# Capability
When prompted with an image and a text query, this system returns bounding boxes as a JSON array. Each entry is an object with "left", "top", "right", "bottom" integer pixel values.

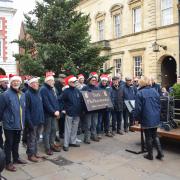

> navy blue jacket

[
  {"left": 123, "top": 84, "right": 137, "bottom": 100},
  {"left": 110, "top": 85, "right": 124, "bottom": 112},
  {"left": 59, "top": 86, "right": 82, "bottom": 117},
  {"left": 40, "top": 83, "right": 59, "bottom": 118},
  {"left": 0, "top": 87, "right": 25, "bottom": 130},
  {"left": 134, "top": 86, "right": 160, "bottom": 128},
  {"left": 152, "top": 83, "right": 161, "bottom": 96},
  {"left": 25, "top": 87, "right": 44, "bottom": 127}
]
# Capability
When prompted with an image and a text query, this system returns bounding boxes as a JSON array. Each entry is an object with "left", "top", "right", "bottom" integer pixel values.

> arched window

[{"left": 110, "top": 4, "right": 123, "bottom": 38}]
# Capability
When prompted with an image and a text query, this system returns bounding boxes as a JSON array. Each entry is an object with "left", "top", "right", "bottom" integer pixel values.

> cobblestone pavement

[{"left": 2, "top": 131, "right": 180, "bottom": 180}]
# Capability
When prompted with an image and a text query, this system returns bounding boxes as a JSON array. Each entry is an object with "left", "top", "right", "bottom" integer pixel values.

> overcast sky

[{"left": 13, "top": 0, "right": 37, "bottom": 38}]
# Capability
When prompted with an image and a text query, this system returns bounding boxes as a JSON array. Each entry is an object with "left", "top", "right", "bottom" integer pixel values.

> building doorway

[
  {"left": 161, "top": 56, "right": 177, "bottom": 89},
  {"left": 0, "top": 68, "right": 6, "bottom": 75}
]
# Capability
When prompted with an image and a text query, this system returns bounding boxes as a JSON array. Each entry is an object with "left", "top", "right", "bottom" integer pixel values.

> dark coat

[
  {"left": 0, "top": 87, "right": 26, "bottom": 130},
  {"left": 59, "top": 86, "right": 82, "bottom": 117},
  {"left": 110, "top": 85, "right": 124, "bottom": 112},
  {"left": 40, "top": 83, "right": 59, "bottom": 118},
  {"left": 123, "top": 84, "right": 137, "bottom": 100},
  {"left": 25, "top": 87, "right": 44, "bottom": 127},
  {"left": 134, "top": 86, "right": 160, "bottom": 128},
  {"left": 152, "top": 83, "right": 161, "bottom": 96}
]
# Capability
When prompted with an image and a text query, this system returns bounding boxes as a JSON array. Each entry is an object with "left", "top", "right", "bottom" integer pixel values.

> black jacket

[
  {"left": 59, "top": 86, "right": 82, "bottom": 117},
  {"left": 25, "top": 87, "right": 44, "bottom": 127},
  {"left": 110, "top": 85, "right": 124, "bottom": 112},
  {"left": 40, "top": 83, "right": 59, "bottom": 118}
]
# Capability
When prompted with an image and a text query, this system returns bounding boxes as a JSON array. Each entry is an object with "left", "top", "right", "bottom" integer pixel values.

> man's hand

[{"left": 54, "top": 111, "right": 60, "bottom": 117}]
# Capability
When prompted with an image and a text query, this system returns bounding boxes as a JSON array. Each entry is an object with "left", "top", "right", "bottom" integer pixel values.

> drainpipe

[{"left": 178, "top": 0, "right": 180, "bottom": 77}]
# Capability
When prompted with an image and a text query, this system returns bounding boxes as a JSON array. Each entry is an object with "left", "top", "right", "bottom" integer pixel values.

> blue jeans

[
  {"left": 84, "top": 112, "right": 98, "bottom": 141},
  {"left": 112, "top": 111, "right": 122, "bottom": 131},
  {"left": 26, "top": 125, "right": 42, "bottom": 156},
  {"left": 97, "top": 111, "right": 111, "bottom": 134},
  {"left": 43, "top": 117, "right": 57, "bottom": 150},
  {"left": 0, "top": 125, "right": 3, "bottom": 149}
]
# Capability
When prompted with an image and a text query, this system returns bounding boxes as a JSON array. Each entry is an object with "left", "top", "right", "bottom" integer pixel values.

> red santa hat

[
  {"left": 100, "top": 74, "right": 108, "bottom": 81},
  {"left": 45, "top": 72, "right": 55, "bottom": 82},
  {"left": 88, "top": 72, "right": 98, "bottom": 81},
  {"left": 0, "top": 75, "right": 9, "bottom": 82},
  {"left": 9, "top": 74, "right": 22, "bottom": 84},
  {"left": 67, "top": 75, "right": 77, "bottom": 83},
  {"left": 78, "top": 74, "right": 84, "bottom": 80}
]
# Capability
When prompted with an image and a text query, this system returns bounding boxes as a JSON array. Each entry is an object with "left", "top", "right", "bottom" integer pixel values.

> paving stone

[
  {"left": 146, "top": 173, "right": 180, "bottom": 180},
  {"left": 64, "top": 163, "right": 97, "bottom": 179},
  {"left": 21, "top": 161, "right": 60, "bottom": 178}
]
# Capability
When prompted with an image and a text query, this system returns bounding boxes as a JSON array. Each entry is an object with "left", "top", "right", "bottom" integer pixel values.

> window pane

[
  {"left": 134, "top": 56, "right": 142, "bottom": 77},
  {"left": 114, "top": 14, "right": 121, "bottom": 38},
  {"left": 133, "top": 7, "right": 141, "bottom": 32},
  {"left": 114, "top": 59, "right": 121, "bottom": 75},
  {"left": 98, "top": 20, "right": 104, "bottom": 41}
]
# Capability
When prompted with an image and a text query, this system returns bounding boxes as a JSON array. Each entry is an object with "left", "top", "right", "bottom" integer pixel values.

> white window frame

[
  {"left": 134, "top": 56, "right": 143, "bottom": 77},
  {"left": 114, "top": 14, "right": 121, "bottom": 38},
  {"left": 0, "top": 39, "right": 3, "bottom": 58},
  {"left": 161, "top": 0, "right": 173, "bottom": 26},
  {"left": 97, "top": 20, "right": 104, "bottom": 41},
  {"left": 133, "top": 7, "right": 141, "bottom": 33},
  {"left": 114, "top": 59, "right": 121, "bottom": 76},
  {"left": 0, "top": 19, "right": 2, "bottom": 30}
]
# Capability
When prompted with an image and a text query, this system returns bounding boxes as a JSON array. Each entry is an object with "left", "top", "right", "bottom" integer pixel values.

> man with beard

[{"left": 0, "top": 75, "right": 27, "bottom": 172}]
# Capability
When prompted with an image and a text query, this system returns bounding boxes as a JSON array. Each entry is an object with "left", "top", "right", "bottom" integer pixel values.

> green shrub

[{"left": 172, "top": 83, "right": 180, "bottom": 98}]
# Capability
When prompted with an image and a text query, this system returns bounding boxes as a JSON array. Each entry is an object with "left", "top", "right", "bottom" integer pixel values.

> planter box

[{"left": 174, "top": 98, "right": 180, "bottom": 123}]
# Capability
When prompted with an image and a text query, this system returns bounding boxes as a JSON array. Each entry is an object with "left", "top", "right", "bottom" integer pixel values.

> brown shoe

[
  {"left": 53, "top": 143, "right": 61, "bottom": 148},
  {"left": 105, "top": 132, "right": 113, "bottom": 137},
  {"left": 13, "top": 158, "right": 27, "bottom": 164},
  {"left": 51, "top": 145, "right": 61, "bottom": 152},
  {"left": 28, "top": 155, "right": 39, "bottom": 163},
  {"left": 46, "top": 149, "right": 53, "bottom": 155},
  {"left": 6, "top": 163, "right": 17, "bottom": 172},
  {"left": 35, "top": 154, "right": 46, "bottom": 159}
]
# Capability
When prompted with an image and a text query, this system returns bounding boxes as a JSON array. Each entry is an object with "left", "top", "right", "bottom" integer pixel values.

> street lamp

[{"left": 152, "top": 41, "right": 167, "bottom": 52}]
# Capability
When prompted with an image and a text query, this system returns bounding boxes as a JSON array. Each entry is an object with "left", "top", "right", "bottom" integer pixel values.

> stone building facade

[
  {"left": 0, "top": 0, "right": 17, "bottom": 75},
  {"left": 77, "top": 0, "right": 179, "bottom": 88}
]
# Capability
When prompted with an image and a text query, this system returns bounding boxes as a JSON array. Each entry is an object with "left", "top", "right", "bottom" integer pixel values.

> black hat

[
  {"left": 58, "top": 74, "right": 66, "bottom": 78},
  {"left": 112, "top": 76, "right": 119, "bottom": 81}
]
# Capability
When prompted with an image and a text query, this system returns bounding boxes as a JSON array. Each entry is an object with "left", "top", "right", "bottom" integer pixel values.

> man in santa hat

[
  {"left": 76, "top": 74, "right": 86, "bottom": 90},
  {"left": 0, "top": 75, "right": 9, "bottom": 149},
  {"left": 40, "top": 73, "right": 60, "bottom": 155},
  {"left": 25, "top": 77, "right": 44, "bottom": 162},
  {"left": 98, "top": 74, "right": 113, "bottom": 138},
  {"left": 0, "top": 75, "right": 27, "bottom": 172},
  {"left": 82, "top": 72, "right": 100, "bottom": 144},
  {"left": 59, "top": 75, "right": 82, "bottom": 151}
]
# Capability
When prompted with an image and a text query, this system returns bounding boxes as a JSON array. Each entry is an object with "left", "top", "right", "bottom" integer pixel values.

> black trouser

[
  {"left": 22, "top": 122, "right": 28, "bottom": 144},
  {"left": 123, "top": 108, "right": 134, "bottom": 130},
  {"left": 144, "top": 128, "right": 163, "bottom": 156},
  {"left": 58, "top": 114, "right": 65, "bottom": 137},
  {"left": 112, "top": 111, "right": 122, "bottom": 131},
  {"left": 4, "top": 130, "right": 21, "bottom": 165},
  {"left": 0, "top": 126, "right": 3, "bottom": 149}
]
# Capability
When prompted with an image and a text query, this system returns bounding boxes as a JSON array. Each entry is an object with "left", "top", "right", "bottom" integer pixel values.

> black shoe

[
  {"left": 63, "top": 146, "right": 69, "bottom": 151},
  {"left": 156, "top": 153, "right": 164, "bottom": 160},
  {"left": 91, "top": 137, "right": 99, "bottom": 142},
  {"left": 69, "top": 143, "right": 80, "bottom": 147},
  {"left": 84, "top": 140, "right": 91, "bottom": 144},
  {"left": 55, "top": 136, "right": 60, "bottom": 142},
  {"left": 144, "top": 154, "right": 153, "bottom": 160},
  {"left": 13, "top": 158, "right": 27, "bottom": 164}
]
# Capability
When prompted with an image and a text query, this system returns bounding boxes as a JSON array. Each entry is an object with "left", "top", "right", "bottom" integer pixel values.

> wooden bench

[{"left": 131, "top": 125, "right": 180, "bottom": 141}]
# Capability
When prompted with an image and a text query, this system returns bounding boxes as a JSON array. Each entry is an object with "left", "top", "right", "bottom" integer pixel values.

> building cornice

[{"left": 0, "top": 7, "right": 16, "bottom": 15}]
